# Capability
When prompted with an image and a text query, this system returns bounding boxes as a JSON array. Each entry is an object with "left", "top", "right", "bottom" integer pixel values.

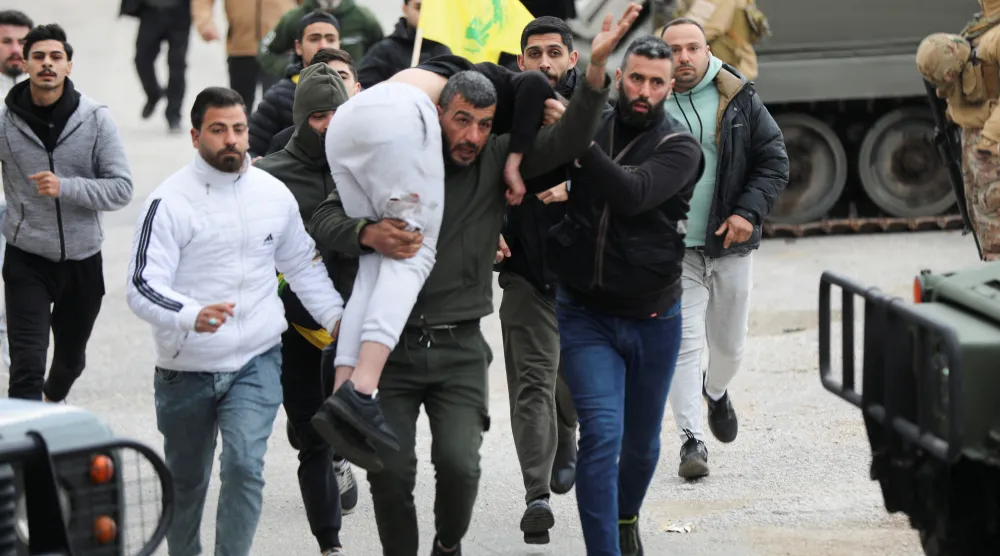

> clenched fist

[{"left": 29, "top": 171, "right": 59, "bottom": 197}]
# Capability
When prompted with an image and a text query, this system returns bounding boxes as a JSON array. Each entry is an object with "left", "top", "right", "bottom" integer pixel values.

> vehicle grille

[{"left": 0, "top": 464, "right": 17, "bottom": 556}]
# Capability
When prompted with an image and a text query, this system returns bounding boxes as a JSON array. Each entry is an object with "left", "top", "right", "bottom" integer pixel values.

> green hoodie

[
  {"left": 665, "top": 55, "right": 723, "bottom": 248},
  {"left": 257, "top": 0, "right": 385, "bottom": 79},
  {"left": 255, "top": 62, "right": 349, "bottom": 228}
]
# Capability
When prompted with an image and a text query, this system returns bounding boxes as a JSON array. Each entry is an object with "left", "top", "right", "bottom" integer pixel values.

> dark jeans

[
  {"left": 499, "top": 270, "right": 577, "bottom": 502},
  {"left": 368, "top": 322, "right": 492, "bottom": 556},
  {"left": 3, "top": 244, "right": 104, "bottom": 401},
  {"left": 280, "top": 329, "right": 341, "bottom": 551},
  {"left": 134, "top": 5, "right": 190, "bottom": 122},
  {"left": 228, "top": 55, "right": 279, "bottom": 110},
  {"left": 556, "top": 289, "right": 682, "bottom": 556},
  {"left": 154, "top": 344, "right": 283, "bottom": 556}
]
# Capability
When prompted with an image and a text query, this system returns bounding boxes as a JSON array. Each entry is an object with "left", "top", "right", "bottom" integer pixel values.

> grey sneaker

[
  {"left": 335, "top": 459, "right": 358, "bottom": 515},
  {"left": 520, "top": 497, "right": 555, "bottom": 544},
  {"left": 321, "top": 547, "right": 346, "bottom": 556},
  {"left": 678, "top": 429, "right": 709, "bottom": 479}
]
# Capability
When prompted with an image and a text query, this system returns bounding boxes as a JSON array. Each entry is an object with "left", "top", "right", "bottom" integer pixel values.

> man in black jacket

[
  {"left": 546, "top": 35, "right": 703, "bottom": 556},
  {"left": 124, "top": 0, "right": 191, "bottom": 132},
  {"left": 248, "top": 10, "right": 340, "bottom": 157},
  {"left": 659, "top": 18, "right": 788, "bottom": 481},
  {"left": 356, "top": 0, "right": 450, "bottom": 89},
  {"left": 493, "top": 15, "right": 584, "bottom": 545}
]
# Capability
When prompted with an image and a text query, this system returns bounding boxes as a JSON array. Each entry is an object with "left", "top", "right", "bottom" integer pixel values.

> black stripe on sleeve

[{"left": 131, "top": 198, "right": 184, "bottom": 312}]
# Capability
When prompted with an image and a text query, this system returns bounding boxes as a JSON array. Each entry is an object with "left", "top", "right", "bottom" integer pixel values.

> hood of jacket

[
  {"left": 307, "top": 0, "right": 356, "bottom": 16},
  {"left": 287, "top": 62, "right": 349, "bottom": 162},
  {"left": 389, "top": 17, "right": 417, "bottom": 44},
  {"left": 6, "top": 78, "right": 87, "bottom": 148}
]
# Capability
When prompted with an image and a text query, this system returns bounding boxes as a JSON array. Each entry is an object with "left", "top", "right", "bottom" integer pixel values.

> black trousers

[
  {"left": 280, "top": 328, "right": 341, "bottom": 551},
  {"left": 3, "top": 245, "right": 104, "bottom": 402},
  {"left": 134, "top": 6, "right": 191, "bottom": 122},
  {"left": 227, "top": 56, "right": 280, "bottom": 110}
]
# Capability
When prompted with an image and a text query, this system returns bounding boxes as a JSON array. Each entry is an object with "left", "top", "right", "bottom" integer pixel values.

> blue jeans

[
  {"left": 556, "top": 289, "right": 682, "bottom": 555},
  {"left": 153, "top": 344, "right": 283, "bottom": 556}
]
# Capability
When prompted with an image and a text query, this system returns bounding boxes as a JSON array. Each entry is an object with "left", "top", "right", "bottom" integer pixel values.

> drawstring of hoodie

[{"left": 672, "top": 93, "right": 705, "bottom": 144}]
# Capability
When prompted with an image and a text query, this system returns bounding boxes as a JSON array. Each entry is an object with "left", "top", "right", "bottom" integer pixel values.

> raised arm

[{"left": 509, "top": 3, "right": 644, "bottom": 180}]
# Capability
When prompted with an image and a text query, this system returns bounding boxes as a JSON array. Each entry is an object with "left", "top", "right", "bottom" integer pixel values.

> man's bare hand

[
  {"left": 29, "top": 171, "right": 59, "bottom": 197},
  {"left": 195, "top": 302, "right": 236, "bottom": 333},
  {"left": 590, "top": 3, "right": 642, "bottom": 65},
  {"left": 495, "top": 235, "right": 511, "bottom": 263},
  {"left": 200, "top": 25, "right": 220, "bottom": 42},
  {"left": 715, "top": 214, "right": 754, "bottom": 249},
  {"left": 537, "top": 182, "right": 568, "bottom": 204},
  {"left": 361, "top": 219, "right": 423, "bottom": 259},
  {"left": 542, "top": 99, "right": 567, "bottom": 126}
]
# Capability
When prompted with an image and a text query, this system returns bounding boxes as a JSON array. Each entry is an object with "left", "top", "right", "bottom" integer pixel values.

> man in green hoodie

[
  {"left": 660, "top": 18, "right": 788, "bottom": 481},
  {"left": 258, "top": 0, "right": 383, "bottom": 81},
  {"left": 253, "top": 62, "right": 355, "bottom": 556}
]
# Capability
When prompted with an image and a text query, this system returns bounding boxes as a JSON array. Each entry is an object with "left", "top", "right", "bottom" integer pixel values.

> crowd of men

[{"left": 0, "top": 1, "right": 789, "bottom": 555}]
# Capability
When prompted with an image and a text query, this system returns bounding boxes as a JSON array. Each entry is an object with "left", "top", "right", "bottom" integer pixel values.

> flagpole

[{"left": 410, "top": 27, "right": 423, "bottom": 67}]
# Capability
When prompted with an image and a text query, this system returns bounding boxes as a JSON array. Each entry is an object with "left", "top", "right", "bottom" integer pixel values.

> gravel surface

[{"left": 5, "top": 1, "right": 983, "bottom": 554}]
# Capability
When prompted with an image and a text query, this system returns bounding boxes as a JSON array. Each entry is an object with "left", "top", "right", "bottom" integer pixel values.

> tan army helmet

[{"left": 916, "top": 33, "right": 972, "bottom": 87}]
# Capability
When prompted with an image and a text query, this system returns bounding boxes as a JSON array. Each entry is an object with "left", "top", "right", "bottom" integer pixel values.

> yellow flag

[{"left": 417, "top": 0, "right": 536, "bottom": 64}]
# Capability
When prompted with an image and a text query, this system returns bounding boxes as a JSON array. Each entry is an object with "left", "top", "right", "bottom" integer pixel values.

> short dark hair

[
  {"left": 661, "top": 17, "right": 708, "bottom": 41},
  {"left": 0, "top": 10, "right": 33, "bottom": 30},
  {"left": 440, "top": 71, "right": 497, "bottom": 111},
  {"left": 23, "top": 23, "right": 73, "bottom": 61},
  {"left": 520, "top": 16, "right": 573, "bottom": 52},
  {"left": 190, "top": 87, "right": 247, "bottom": 130},
  {"left": 299, "top": 10, "right": 340, "bottom": 40},
  {"left": 310, "top": 48, "right": 357, "bottom": 82},
  {"left": 620, "top": 36, "right": 673, "bottom": 70}
]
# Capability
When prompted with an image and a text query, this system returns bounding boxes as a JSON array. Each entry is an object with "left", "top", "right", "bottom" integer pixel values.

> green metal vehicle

[
  {"left": 0, "top": 399, "right": 173, "bottom": 555},
  {"left": 819, "top": 263, "right": 1000, "bottom": 555}
]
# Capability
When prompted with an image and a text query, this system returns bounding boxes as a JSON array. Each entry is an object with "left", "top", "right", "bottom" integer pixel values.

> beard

[
  {"left": 2, "top": 59, "right": 23, "bottom": 78},
  {"left": 201, "top": 144, "right": 246, "bottom": 173},
  {"left": 616, "top": 81, "right": 665, "bottom": 128}
]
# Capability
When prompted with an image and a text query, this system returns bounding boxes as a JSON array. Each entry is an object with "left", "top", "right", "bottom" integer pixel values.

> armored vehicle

[
  {"left": 568, "top": 0, "right": 979, "bottom": 235},
  {"left": 0, "top": 399, "right": 173, "bottom": 555},
  {"left": 819, "top": 263, "right": 1000, "bottom": 555}
]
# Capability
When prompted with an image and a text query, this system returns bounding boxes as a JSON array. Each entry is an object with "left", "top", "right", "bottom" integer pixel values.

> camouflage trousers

[{"left": 961, "top": 127, "right": 1000, "bottom": 260}]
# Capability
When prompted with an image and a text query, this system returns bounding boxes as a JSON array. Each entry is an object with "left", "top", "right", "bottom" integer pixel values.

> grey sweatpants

[
  {"left": 668, "top": 249, "right": 753, "bottom": 442},
  {"left": 324, "top": 82, "right": 446, "bottom": 368}
]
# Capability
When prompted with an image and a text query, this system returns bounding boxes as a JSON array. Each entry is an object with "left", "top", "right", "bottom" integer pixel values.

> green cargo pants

[
  {"left": 367, "top": 321, "right": 492, "bottom": 556},
  {"left": 498, "top": 270, "right": 578, "bottom": 503}
]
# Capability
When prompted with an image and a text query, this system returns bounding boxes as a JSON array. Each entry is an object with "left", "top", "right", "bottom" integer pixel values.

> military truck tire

[
  {"left": 767, "top": 113, "right": 847, "bottom": 225},
  {"left": 858, "top": 107, "right": 956, "bottom": 218}
]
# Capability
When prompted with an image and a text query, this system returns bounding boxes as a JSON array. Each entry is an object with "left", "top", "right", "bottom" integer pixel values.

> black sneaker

[
  {"left": 705, "top": 388, "right": 739, "bottom": 443},
  {"left": 333, "top": 458, "right": 358, "bottom": 514},
  {"left": 328, "top": 380, "right": 401, "bottom": 452},
  {"left": 142, "top": 89, "right": 163, "bottom": 119},
  {"left": 550, "top": 429, "right": 577, "bottom": 495},
  {"left": 678, "top": 429, "right": 709, "bottom": 479},
  {"left": 520, "top": 497, "right": 555, "bottom": 544},
  {"left": 618, "top": 516, "right": 644, "bottom": 556},
  {"left": 311, "top": 403, "right": 385, "bottom": 473},
  {"left": 430, "top": 535, "right": 462, "bottom": 555}
]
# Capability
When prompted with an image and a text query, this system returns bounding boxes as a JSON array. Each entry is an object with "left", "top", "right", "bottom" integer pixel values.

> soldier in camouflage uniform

[{"left": 917, "top": 7, "right": 1000, "bottom": 260}]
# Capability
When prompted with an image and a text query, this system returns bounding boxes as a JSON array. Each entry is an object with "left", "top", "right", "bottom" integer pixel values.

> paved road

[{"left": 4, "top": 1, "right": 982, "bottom": 554}]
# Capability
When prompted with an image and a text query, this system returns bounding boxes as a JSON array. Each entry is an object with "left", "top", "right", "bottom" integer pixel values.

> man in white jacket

[{"left": 125, "top": 86, "right": 345, "bottom": 556}]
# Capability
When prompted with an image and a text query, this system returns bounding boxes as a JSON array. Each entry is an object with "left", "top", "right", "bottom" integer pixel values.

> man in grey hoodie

[{"left": 0, "top": 23, "right": 133, "bottom": 402}]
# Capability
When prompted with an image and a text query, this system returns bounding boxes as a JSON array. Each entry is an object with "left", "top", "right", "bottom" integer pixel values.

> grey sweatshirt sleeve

[{"left": 58, "top": 108, "right": 134, "bottom": 211}]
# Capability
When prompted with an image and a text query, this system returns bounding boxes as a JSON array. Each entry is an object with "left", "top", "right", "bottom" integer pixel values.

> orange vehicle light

[
  {"left": 94, "top": 515, "right": 117, "bottom": 544},
  {"left": 90, "top": 454, "right": 114, "bottom": 484}
]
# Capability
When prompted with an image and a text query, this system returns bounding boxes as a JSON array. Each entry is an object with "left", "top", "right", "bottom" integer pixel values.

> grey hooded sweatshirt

[{"left": 0, "top": 78, "right": 133, "bottom": 262}]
